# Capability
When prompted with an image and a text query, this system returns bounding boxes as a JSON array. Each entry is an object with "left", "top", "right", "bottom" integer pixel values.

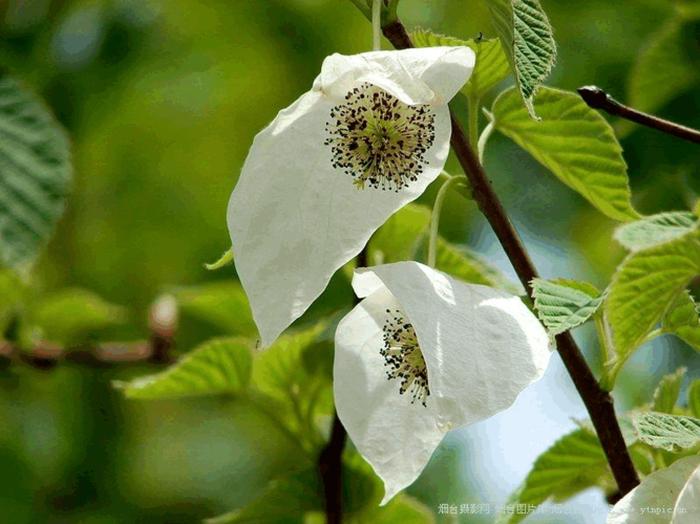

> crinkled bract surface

[
  {"left": 334, "top": 261, "right": 551, "bottom": 504},
  {"left": 227, "top": 48, "right": 474, "bottom": 347}
]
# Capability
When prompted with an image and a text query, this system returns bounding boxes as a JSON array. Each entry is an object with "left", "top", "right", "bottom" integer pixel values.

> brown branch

[
  {"left": 319, "top": 248, "right": 368, "bottom": 524},
  {"left": 578, "top": 85, "right": 700, "bottom": 145},
  {"left": 0, "top": 295, "right": 177, "bottom": 369},
  {"left": 382, "top": 20, "right": 640, "bottom": 496}
]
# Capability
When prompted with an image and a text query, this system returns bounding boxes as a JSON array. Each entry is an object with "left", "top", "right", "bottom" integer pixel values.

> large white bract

[
  {"left": 227, "top": 47, "right": 474, "bottom": 347},
  {"left": 334, "top": 261, "right": 552, "bottom": 504}
]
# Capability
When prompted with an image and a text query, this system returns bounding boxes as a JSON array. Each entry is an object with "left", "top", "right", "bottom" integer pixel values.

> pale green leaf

[
  {"left": 115, "top": 337, "right": 252, "bottom": 399},
  {"left": 607, "top": 228, "right": 700, "bottom": 360},
  {"left": 173, "top": 281, "right": 257, "bottom": 337},
  {"left": 614, "top": 212, "right": 696, "bottom": 252},
  {"left": 411, "top": 29, "right": 510, "bottom": 101},
  {"left": 652, "top": 367, "right": 687, "bottom": 414},
  {"left": 205, "top": 469, "right": 322, "bottom": 524},
  {"left": 531, "top": 278, "right": 602, "bottom": 336},
  {"left": 368, "top": 203, "right": 430, "bottom": 265},
  {"left": 628, "top": 18, "right": 700, "bottom": 118},
  {"left": 632, "top": 412, "right": 700, "bottom": 451},
  {"left": 492, "top": 87, "right": 639, "bottom": 222},
  {"left": 0, "top": 73, "right": 72, "bottom": 269},
  {"left": 29, "top": 288, "right": 126, "bottom": 345},
  {"left": 485, "top": 0, "right": 557, "bottom": 118},
  {"left": 663, "top": 291, "right": 700, "bottom": 350},
  {"left": 496, "top": 428, "right": 608, "bottom": 524},
  {"left": 688, "top": 380, "right": 700, "bottom": 418},
  {"left": 205, "top": 248, "right": 233, "bottom": 270},
  {"left": 357, "top": 494, "right": 435, "bottom": 524},
  {"left": 434, "top": 238, "right": 523, "bottom": 294}
]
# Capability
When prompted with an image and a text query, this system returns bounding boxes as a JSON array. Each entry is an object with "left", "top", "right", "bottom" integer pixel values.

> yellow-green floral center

[
  {"left": 324, "top": 83, "right": 436, "bottom": 191},
  {"left": 381, "top": 308, "right": 430, "bottom": 406}
]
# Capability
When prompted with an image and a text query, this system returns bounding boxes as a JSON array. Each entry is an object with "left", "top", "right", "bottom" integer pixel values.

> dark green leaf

[{"left": 0, "top": 73, "right": 72, "bottom": 269}]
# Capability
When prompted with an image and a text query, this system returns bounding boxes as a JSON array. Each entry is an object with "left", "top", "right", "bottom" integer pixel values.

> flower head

[
  {"left": 334, "top": 261, "right": 551, "bottom": 504},
  {"left": 227, "top": 48, "right": 474, "bottom": 347}
]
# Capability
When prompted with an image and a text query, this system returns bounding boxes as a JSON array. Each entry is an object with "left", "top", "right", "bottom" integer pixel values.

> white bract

[
  {"left": 607, "top": 455, "right": 700, "bottom": 524},
  {"left": 333, "top": 261, "right": 552, "bottom": 504},
  {"left": 227, "top": 47, "right": 474, "bottom": 347}
]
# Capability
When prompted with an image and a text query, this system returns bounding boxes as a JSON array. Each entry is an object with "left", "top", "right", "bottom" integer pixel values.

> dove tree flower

[
  {"left": 227, "top": 47, "right": 475, "bottom": 347},
  {"left": 333, "top": 261, "right": 552, "bottom": 503}
]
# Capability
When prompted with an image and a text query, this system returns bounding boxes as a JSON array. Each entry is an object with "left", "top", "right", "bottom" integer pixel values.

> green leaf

[
  {"left": 663, "top": 291, "right": 700, "bottom": 350},
  {"left": 0, "top": 73, "right": 72, "bottom": 270},
  {"left": 614, "top": 212, "right": 697, "bottom": 252},
  {"left": 485, "top": 0, "right": 557, "bottom": 118},
  {"left": 632, "top": 412, "right": 700, "bottom": 451},
  {"left": 497, "top": 428, "right": 609, "bottom": 524},
  {"left": 627, "top": 18, "right": 700, "bottom": 118},
  {"left": 607, "top": 228, "right": 700, "bottom": 361},
  {"left": 205, "top": 468, "right": 322, "bottom": 524},
  {"left": 29, "top": 288, "right": 126, "bottom": 346},
  {"left": 173, "top": 281, "right": 257, "bottom": 337},
  {"left": 652, "top": 367, "right": 687, "bottom": 414},
  {"left": 491, "top": 86, "right": 639, "bottom": 222},
  {"left": 433, "top": 238, "right": 523, "bottom": 294},
  {"left": 115, "top": 337, "right": 252, "bottom": 399},
  {"left": 0, "top": 270, "right": 25, "bottom": 336},
  {"left": 688, "top": 380, "right": 700, "bottom": 418},
  {"left": 358, "top": 495, "right": 435, "bottom": 524},
  {"left": 411, "top": 29, "right": 510, "bottom": 101},
  {"left": 251, "top": 325, "right": 333, "bottom": 445},
  {"left": 531, "top": 278, "right": 603, "bottom": 336},
  {"left": 205, "top": 248, "right": 233, "bottom": 270},
  {"left": 368, "top": 203, "right": 431, "bottom": 265}
]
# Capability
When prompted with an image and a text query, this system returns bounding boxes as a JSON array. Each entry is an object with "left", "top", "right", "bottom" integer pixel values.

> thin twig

[
  {"left": 0, "top": 295, "right": 177, "bottom": 369},
  {"left": 578, "top": 85, "right": 700, "bottom": 145},
  {"left": 382, "top": 20, "right": 640, "bottom": 496}
]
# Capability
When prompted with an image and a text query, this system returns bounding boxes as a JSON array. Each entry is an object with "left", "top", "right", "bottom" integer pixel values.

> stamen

[
  {"left": 380, "top": 308, "right": 430, "bottom": 406},
  {"left": 324, "top": 83, "right": 436, "bottom": 192}
]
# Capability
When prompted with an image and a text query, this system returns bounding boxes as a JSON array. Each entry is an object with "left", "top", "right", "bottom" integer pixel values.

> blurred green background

[{"left": 0, "top": 0, "right": 698, "bottom": 522}]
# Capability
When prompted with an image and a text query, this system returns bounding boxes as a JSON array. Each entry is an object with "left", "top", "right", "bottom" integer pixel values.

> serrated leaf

[
  {"left": 531, "top": 278, "right": 602, "bottom": 336},
  {"left": 632, "top": 412, "right": 700, "bottom": 451},
  {"left": 496, "top": 428, "right": 609, "bottom": 524},
  {"left": 485, "top": 0, "right": 557, "bottom": 118},
  {"left": 173, "top": 281, "right": 257, "bottom": 337},
  {"left": 663, "top": 291, "right": 700, "bottom": 350},
  {"left": 614, "top": 212, "right": 696, "bottom": 252},
  {"left": 688, "top": 380, "right": 700, "bottom": 418},
  {"left": 652, "top": 367, "right": 687, "bottom": 414},
  {"left": 434, "top": 238, "right": 523, "bottom": 294},
  {"left": 115, "top": 337, "right": 252, "bottom": 399},
  {"left": 29, "top": 288, "right": 126, "bottom": 346},
  {"left": 627, "top": 18, "right": 700, "bottom": 118},
  {"left": 607, "top": 228, "right": 700, "bottom": 361},
  {"left": 492, "top": 86, "right": 639, "bottom": 222},
  {"left": 0, "top": 73, "right": 72, "bottom": 269},
  {"left": 411, "top": 29, "right": 510, "bottom": 101},
  {"left": 368, "top": 204, "right": 431, "bottom": 265}
]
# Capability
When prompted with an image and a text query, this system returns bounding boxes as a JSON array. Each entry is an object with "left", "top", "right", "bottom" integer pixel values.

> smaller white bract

[
  {"left": 607, "top": 455, "right": 700, "bottom": 524},
  {"left": 227, "top": 47, "right": 474, "bottom": 347},
  {"left": 334, "top": 261, "right": 552, "bottom": 504}
]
